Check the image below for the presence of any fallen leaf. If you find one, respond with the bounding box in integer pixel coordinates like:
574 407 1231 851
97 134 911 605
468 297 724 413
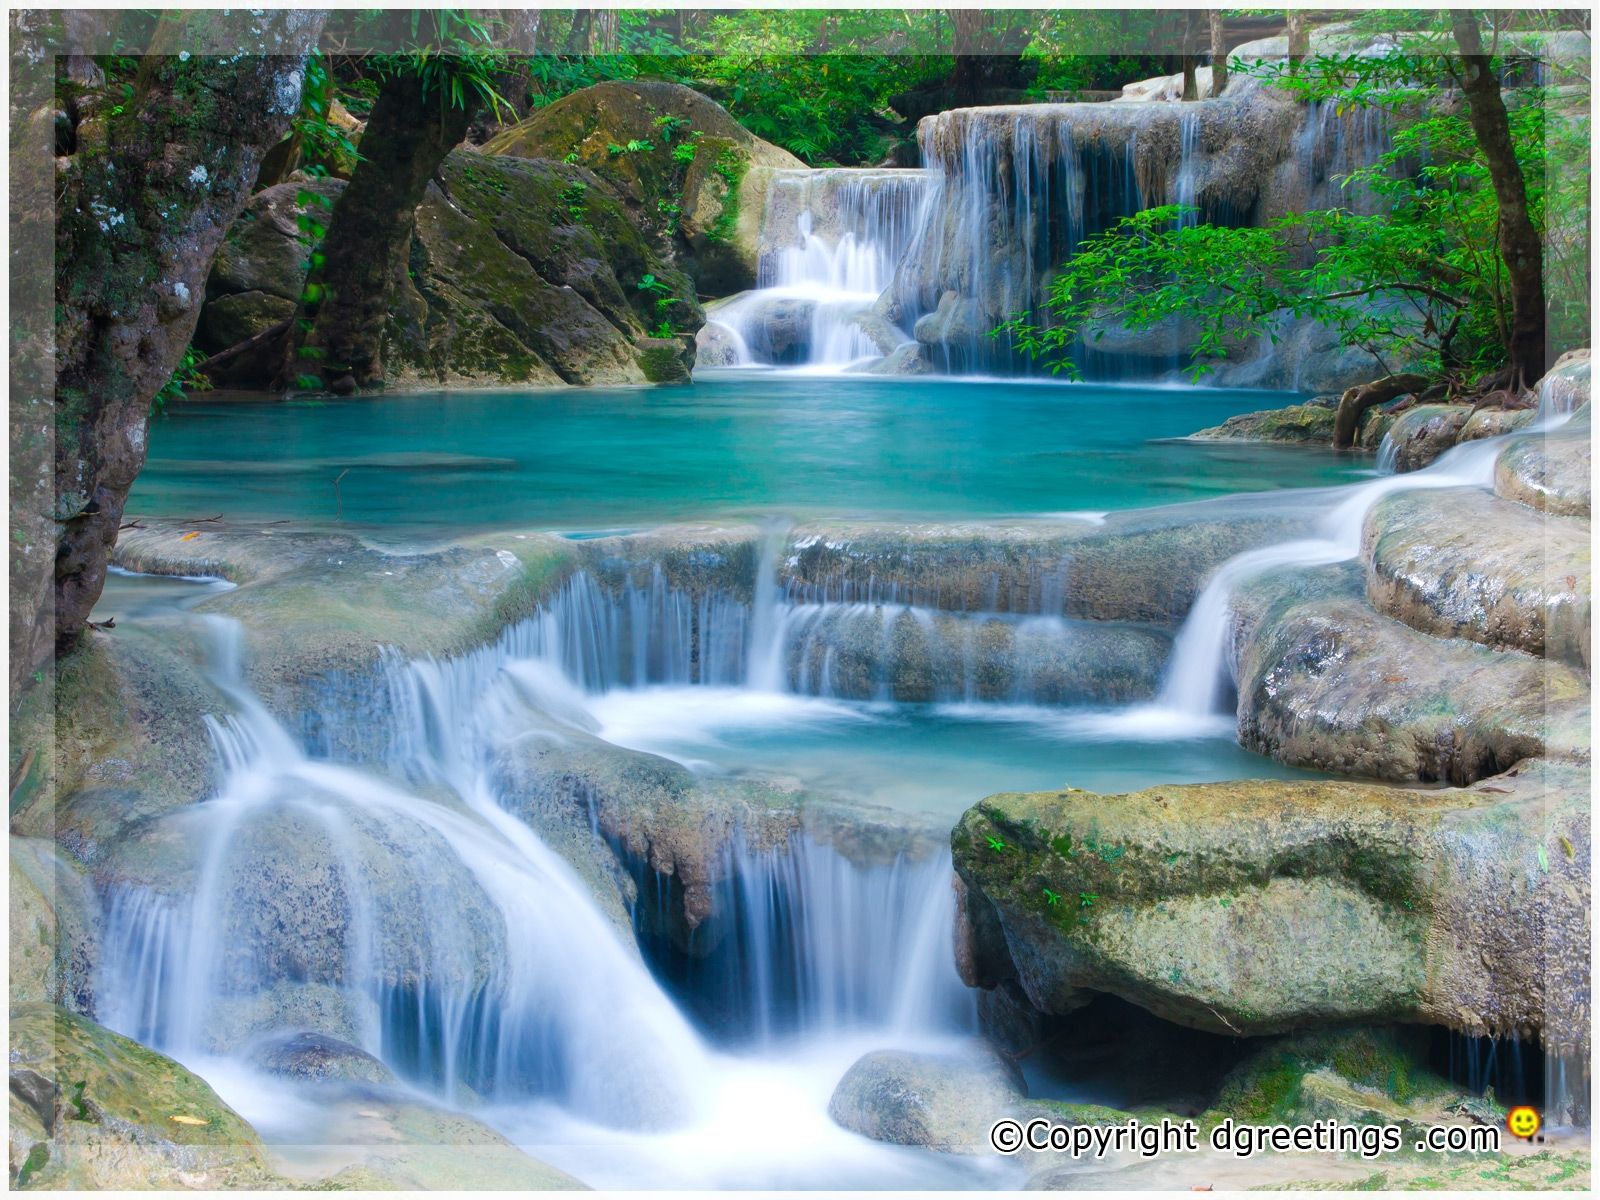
179 531 201 541
168 1114 208 1126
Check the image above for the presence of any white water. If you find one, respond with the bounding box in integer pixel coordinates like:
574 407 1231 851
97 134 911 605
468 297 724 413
96 575 998 1185
707 170 935 371
1089 404 1579 737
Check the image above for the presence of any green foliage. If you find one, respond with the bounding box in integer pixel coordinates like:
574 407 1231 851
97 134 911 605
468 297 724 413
367 10 511 121
704 148 748 243
1001 42 1583 387
152 345 209 412
290 52 361 175
556 180 589 224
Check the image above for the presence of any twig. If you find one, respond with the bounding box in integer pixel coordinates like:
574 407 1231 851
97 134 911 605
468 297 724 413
333 468 350 521
1205 1004 1242 1035
118 520 145 531
172 514 225 524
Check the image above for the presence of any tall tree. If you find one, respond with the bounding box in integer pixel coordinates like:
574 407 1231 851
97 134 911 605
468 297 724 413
44 11 322 676
1209 10 1229 94
1450 10 1547 384
1286 10 1310 68
1180 10 1199 100
283 12 505 393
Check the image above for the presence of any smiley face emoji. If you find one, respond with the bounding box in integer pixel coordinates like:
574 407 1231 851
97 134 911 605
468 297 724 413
1506 1106 1541 1139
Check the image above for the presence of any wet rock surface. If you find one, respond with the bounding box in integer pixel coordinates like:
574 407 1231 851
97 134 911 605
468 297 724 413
1382 405 1473 473
1364 486 1590 668
828 1045 1024 1153
1230 563 1588 784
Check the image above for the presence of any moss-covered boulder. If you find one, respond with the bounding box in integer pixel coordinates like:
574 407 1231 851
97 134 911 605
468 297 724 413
7 1003 282 1189
1190 403 1337 444
1210 1028 1456 1127
951 762 1590 1053
200 149 701 387
1363 486 1590 669
8 838 99 1011
481 80 803 294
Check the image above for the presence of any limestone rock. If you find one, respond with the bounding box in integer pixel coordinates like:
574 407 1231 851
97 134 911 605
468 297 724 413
246 1031 396 1086
1190 403 1336 444
8 837 99 1010
1230 563 1588 784
828 1046 1025 1153
481 80 802 294
1382 405 1473 473
197 290 295 352
1495 422 1591 518
1363 485 1590 668
951 762 1589 1053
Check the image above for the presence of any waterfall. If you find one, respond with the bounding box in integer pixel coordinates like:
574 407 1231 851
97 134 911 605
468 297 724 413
704 169 936 371
1142 406 1579 728
635 835 974 1045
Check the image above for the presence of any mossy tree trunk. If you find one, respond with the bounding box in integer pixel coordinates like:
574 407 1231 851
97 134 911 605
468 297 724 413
1450 11 1546 386
44 12 321 684
1209 10 1229 94
284 73 470 393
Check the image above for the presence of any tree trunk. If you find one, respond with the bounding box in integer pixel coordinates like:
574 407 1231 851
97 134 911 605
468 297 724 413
1180 11 1199 100
1286 11 1309 69
1334 373 1432 449
285 73 469 393
949 8 987 106
1209 10 1229 95
44 12 321 677
1450 11 1547 386
588 9 619 54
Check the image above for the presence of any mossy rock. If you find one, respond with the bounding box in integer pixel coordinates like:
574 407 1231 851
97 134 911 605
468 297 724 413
1210 1028 1452 1126
1190 403 1337 444
7 1003 281 1189
481 80 802 292
8 838 99 1011
951 763 1590 1053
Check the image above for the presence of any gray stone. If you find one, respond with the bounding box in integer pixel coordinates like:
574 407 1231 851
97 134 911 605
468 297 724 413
828 1046 1025 1153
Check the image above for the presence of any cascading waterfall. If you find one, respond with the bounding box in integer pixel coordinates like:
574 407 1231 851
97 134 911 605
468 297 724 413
705 169 936 370
97 618 713 1125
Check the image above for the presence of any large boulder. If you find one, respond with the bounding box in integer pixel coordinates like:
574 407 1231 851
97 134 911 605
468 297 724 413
7 1004 281 1189
199 150 702 387
1495 418 1592 518
1189 403 1337 444
482 80 803 294
828 1046 1025 1153
951 761 1590 1055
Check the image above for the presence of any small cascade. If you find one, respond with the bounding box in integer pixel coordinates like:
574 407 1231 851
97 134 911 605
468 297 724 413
1145 405 1578 727
634 835 974 1044
704 169 935 370
483 559 1158 709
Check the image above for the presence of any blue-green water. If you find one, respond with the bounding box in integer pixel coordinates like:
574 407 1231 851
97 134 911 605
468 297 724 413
133 376 1368 535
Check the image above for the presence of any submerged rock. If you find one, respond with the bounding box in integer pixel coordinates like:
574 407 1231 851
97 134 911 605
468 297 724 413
828 1045 1025 1153
7 1004 281 1189
951 762 1589 1054
246 1030 395 1086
